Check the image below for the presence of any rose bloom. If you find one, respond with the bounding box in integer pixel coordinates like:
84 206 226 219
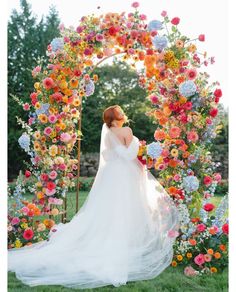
11 217 20 225
131 1 139 8
171 17 180 25
49 170 57 180
42 77 55 90
222 223 229 235
187 130 199 143
204 254 212 262
44 127 53 136
23 103 30 111
209 107 218 118
196 223 206 232
46 188 56 196
154 129 166 140
169 126 181 138
213 173 222 182
198 34 205 42
203 203 215 212
23 229 34 240
186 68 197 80
60 132 72 143
48 114 57 123
194 253 205 266
203 176 213 186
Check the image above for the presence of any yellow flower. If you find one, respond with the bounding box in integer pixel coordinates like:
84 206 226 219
177 255 183 261
49 145 58 157
210 267 217 273
171 148 179 157
171 260 177 267
15 239 22 248
34 82 40 90
33 141 41 151
164 50 175 62
73 97 81 106
38 114 48 123
35 181 42 188
62 95 68 103
34 102 41 110
34 131 41 140
168 58 179 69
58 80 68 89
186 252 192 258
188 44 197 53
36 191 44 199
20 223 28 229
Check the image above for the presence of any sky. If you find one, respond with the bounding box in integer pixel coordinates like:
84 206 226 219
7 0 228 109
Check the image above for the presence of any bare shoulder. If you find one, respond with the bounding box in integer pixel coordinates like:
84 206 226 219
122 126 133 135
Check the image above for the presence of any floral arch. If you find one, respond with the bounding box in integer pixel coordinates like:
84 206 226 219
9 2 228 275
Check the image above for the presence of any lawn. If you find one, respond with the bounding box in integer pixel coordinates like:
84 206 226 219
8 186 228 291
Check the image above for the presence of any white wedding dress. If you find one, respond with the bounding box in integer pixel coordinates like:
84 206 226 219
8 123 180 289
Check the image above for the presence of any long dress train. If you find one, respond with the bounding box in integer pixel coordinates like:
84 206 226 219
8 123 180 289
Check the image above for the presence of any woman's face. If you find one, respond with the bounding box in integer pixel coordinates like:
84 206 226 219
112 106 127 126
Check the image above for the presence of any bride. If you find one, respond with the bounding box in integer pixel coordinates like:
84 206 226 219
8 105 180 289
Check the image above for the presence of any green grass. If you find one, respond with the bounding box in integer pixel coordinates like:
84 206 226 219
8 189 228 291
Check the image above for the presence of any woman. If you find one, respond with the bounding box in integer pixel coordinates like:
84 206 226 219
8 105 180 289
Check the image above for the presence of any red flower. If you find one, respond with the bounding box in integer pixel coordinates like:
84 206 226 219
198 34 205 42
43 77 55 90
46 181 56 191
196 223 206 232
171 17 180 25
25 170 31 178
183 101 192 110
40 173 49 181
109 26 117 36
209 108 218 118
23 229 34 240
214 88 222 98
203 203 215 212
203 176 213 186
222 223 228 235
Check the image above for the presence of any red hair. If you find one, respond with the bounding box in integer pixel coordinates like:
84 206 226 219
103 105 125 128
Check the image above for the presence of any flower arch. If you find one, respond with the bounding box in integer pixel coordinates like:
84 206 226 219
9 2 228 274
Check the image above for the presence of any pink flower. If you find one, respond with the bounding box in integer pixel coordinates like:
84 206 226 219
174 174 181 181
48 197 63 205
203 203 215 212
131 2 139 8
149 94 159 104
168 230 179 237
59 163 66 171
187 130 199 143
139 14 147 20
23 229 34 240
21 206 29 215
47 181 56 190
186 68 197 80
49 170 57 180
11 217 20 225
44 127 53 136
96 33 104 42
48 114 57 123
194 254 205 266
46 188 56 196
198 34 205 42
171 17 180 25
184 265 198 276
169 126 181 138
196 223 206 232
23 103 30 111
213 173 222 182
204 254 212 262
60 133 72 143
206 117 212 125
43 77 55 90
32 66 41 77
183 101 193 111
161 10 167 17
203 176 213 186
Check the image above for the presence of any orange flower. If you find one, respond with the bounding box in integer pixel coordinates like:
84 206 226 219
93 74 98 82
182 151 190 158
171 260 177 267
210 267 217 273
69 78 79 88
214 252 221 259
207 249 214 255
186 253 192 258
188 238 197 246
159 117 168 126
219 244 226 251
154 129 166 140
169 159 178 168
43 219 55 229
168 186 178 195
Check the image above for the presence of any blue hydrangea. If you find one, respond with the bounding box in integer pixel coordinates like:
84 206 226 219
182 175 199 192
35 103 50 116
148 20 163 31
85 80 95 96
18 133 30 151
152 35 168 51
179 80 197 97
51 38 64 52
147 142 162 159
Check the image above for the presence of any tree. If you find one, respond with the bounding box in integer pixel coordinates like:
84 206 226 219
8 0 60 179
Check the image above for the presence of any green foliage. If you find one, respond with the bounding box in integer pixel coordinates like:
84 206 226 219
8 0 60 179
79 60 157 154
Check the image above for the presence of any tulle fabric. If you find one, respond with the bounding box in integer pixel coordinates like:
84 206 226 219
8 123 180 289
